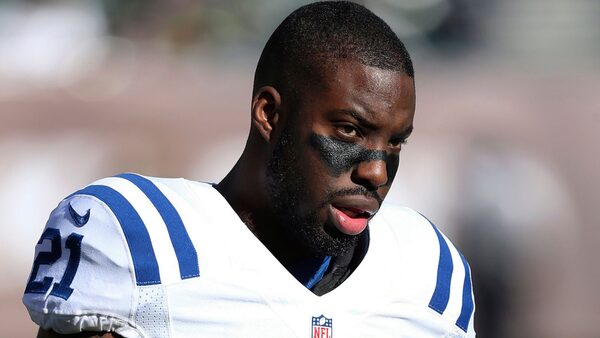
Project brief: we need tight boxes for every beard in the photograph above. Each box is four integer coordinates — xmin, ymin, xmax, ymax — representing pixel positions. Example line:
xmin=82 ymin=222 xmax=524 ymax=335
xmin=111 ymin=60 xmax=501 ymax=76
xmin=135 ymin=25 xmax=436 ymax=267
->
xmin=265 ymin=124 xmax=359 ymax=257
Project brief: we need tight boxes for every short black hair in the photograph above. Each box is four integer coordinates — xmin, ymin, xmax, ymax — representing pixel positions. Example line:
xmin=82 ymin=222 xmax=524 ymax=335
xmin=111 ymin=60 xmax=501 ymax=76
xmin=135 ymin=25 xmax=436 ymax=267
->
xmin=253 ymin=1 xmax=414 ymax=95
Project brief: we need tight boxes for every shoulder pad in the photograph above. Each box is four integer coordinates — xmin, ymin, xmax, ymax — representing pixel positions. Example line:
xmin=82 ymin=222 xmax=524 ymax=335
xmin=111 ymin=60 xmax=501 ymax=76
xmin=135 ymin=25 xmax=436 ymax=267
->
xmin=23 ymin=185 xmax=138 ymax=335
xmin=376 ymin=205 xmax=476 ymax=336
xmin=23 ymin=173 xmax=201 ymax=336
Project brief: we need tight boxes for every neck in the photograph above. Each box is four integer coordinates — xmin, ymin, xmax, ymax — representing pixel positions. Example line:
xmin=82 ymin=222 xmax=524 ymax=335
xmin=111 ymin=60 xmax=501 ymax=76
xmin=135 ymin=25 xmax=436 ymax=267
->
xmin=215 ymin=157 xmax=260 ymax=232
xmin=215 ymin=152 xmax=317 ymax=266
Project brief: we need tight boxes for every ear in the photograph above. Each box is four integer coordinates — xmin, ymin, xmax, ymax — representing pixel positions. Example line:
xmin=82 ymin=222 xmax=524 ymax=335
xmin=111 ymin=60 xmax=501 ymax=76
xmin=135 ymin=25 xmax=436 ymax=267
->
xmin=251 ymin=86 xmax=282 ymax=142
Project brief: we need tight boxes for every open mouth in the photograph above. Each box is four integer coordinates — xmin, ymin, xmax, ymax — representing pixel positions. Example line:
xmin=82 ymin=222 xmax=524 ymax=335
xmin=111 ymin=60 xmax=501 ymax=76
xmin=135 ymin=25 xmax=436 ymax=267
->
xmin=332 ymin=205 xmax=372 ymax=219
xmin=330 ymin=205 xmax=372 ymax=235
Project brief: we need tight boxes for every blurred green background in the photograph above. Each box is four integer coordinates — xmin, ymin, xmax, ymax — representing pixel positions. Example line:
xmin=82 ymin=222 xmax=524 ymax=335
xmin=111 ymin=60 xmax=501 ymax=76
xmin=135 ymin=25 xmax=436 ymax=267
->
xmin=1 ymin=0 xmax=598 ymax=337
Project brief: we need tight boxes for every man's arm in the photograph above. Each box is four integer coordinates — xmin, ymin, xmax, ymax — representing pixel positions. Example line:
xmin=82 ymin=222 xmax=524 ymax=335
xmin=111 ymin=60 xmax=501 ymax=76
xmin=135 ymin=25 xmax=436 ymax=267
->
xmin=24 ymin=184 xmax=140 ymax=337
xmin=37 ymin=328 xmax=119 ymax=338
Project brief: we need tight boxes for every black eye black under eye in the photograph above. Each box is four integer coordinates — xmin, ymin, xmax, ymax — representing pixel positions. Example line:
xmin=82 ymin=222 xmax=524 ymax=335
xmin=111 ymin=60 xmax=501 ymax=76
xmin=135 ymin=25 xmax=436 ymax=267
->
xmin=310 ymin=133 xmax=391 ymax=177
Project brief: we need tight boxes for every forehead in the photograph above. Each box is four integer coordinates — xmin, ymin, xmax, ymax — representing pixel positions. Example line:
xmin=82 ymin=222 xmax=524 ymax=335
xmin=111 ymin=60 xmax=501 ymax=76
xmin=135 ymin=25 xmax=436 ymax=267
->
xmin=299 ymin=60 xmax=415 ymax=126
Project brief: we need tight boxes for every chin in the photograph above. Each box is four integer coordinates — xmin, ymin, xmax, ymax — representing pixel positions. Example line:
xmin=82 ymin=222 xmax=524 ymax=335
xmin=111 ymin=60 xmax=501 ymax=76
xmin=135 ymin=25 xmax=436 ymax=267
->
xmin=302 ymin=219 xmax=359 ymax=257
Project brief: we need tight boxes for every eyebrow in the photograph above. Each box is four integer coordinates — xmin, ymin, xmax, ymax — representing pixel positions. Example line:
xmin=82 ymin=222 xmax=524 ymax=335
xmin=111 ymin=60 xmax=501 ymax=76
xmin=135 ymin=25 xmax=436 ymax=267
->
xmin=334 ymin=109 xmax=378 ymax=129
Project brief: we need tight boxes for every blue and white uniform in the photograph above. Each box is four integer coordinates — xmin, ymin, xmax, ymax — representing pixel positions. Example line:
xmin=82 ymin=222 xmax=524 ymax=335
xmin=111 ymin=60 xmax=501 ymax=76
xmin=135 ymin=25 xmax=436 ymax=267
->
xmin=23 ymin=173 xmax=475 ymax=337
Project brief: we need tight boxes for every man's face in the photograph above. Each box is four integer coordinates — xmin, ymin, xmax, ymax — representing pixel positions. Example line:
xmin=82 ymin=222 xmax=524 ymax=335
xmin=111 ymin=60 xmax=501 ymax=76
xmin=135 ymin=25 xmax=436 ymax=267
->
xmin=266 ymin=60 xmax=415 ymax=257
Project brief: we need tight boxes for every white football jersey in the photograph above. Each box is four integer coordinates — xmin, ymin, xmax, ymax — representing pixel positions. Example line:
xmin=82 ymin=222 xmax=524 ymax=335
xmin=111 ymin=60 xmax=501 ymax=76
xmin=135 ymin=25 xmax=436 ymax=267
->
xmin=23 ymin=173 xmax=475 ymax=338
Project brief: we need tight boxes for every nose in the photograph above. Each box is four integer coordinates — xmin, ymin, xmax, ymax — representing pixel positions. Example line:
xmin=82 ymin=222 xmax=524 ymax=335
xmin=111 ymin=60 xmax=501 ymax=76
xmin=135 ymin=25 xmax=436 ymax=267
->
xmin=351 ymin=159 xmax=388 ymax=190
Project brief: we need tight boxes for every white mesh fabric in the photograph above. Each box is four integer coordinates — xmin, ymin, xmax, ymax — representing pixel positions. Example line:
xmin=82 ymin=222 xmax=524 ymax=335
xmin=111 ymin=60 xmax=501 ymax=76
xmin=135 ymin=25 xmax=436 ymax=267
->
xmin=135 ymin=285 xmax=171 ymax=338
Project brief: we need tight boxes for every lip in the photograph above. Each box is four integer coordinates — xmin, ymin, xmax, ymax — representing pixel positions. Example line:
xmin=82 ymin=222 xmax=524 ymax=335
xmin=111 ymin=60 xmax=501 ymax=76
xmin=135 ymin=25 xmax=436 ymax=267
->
xmin=329 ymin=196 xmax=379 ymax=235
xmin=330 ymin=195 xmax=380 ymax=217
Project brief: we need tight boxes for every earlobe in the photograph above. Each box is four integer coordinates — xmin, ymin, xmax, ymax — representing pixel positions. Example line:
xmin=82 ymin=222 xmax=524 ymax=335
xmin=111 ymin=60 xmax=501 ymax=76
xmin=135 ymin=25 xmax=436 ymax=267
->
xmin=252 ymin=86 xmax=281 ymax=142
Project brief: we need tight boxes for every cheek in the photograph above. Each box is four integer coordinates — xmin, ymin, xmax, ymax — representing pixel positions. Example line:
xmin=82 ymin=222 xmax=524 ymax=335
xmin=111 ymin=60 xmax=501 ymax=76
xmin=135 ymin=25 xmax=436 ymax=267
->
xmin=297 ymin=147 xmax=335 ymax=198
xmin=309 ymin=133 xmax=361 ymax=177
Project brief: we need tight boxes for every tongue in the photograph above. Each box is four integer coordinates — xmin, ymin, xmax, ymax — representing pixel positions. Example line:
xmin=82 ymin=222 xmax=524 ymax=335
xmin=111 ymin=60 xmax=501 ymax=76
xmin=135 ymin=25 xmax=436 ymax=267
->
xmin=333 ymin=207 xmax=368 ymax=235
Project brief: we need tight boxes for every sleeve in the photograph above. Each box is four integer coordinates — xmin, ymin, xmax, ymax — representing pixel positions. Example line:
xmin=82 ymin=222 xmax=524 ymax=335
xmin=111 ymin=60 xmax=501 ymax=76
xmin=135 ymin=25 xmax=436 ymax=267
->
xmin=416 ymin=211 xmax=476 ymax=338
xmin=380 ymin=205 xmax=476 ymax=337
xmin=22 ymin=193 xmax=142 ymax=338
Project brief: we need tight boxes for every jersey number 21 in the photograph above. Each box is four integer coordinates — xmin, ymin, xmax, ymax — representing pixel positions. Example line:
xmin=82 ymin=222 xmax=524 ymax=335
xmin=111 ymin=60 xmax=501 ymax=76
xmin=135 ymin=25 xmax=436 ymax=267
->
xmin=25 ymin=228 xmax=84 ymax=300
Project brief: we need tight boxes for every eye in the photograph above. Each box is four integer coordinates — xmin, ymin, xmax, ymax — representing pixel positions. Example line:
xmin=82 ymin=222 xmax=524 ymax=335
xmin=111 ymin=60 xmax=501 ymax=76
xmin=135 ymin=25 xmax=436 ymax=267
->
xmin=389 ymin=137 xmax=407 ymax=149
xmin=335 ymin=124 xmax=361 ymax=138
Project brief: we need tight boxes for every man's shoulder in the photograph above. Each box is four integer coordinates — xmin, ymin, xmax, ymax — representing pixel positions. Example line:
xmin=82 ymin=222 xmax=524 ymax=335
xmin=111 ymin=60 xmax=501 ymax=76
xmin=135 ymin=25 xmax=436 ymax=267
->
xmin=61 ymin=173 xmax=218 ymax=216
xmin=376 ymin=203 xmax=424 ymax=224
xmin=72 ymin=172 xmax=210 ymax=200
xmin=375 ymin=203 xmax=441 ymax=242
xmin=377 ymin=203 xmax=452 ymax=237
xmin=373 ymin=204 xmax=475 ymax=335
xmin=22 ymin=173 xmax=214 ymax=336
xmin=375 ymin=203 xmax=468 ymax=265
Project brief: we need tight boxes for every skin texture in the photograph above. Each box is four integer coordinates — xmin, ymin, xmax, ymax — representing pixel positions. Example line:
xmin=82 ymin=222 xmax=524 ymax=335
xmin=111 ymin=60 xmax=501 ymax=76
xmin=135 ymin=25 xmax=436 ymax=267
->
xmin=218 ymin=59 xmax=415 ymax=264
xmin=39 ymin=59 xmax=415 ymax=337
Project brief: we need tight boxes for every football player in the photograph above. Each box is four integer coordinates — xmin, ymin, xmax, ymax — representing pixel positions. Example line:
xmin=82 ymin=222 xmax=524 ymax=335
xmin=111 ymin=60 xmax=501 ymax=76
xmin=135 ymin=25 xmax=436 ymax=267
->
xmin=25 ymin=2 xmax=475 ymax=337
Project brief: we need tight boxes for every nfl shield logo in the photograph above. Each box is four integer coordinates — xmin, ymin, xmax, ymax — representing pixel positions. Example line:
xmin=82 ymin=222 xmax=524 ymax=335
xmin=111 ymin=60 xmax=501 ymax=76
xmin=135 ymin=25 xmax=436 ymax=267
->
xmin=311 ymin=315 xmax=332 ymax=338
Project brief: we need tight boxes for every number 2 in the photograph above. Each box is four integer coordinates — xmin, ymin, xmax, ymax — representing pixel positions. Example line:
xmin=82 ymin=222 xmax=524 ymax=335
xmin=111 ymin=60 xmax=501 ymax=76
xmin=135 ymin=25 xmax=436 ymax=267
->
xmin=25 ymin=228 xmax=84 ymax=300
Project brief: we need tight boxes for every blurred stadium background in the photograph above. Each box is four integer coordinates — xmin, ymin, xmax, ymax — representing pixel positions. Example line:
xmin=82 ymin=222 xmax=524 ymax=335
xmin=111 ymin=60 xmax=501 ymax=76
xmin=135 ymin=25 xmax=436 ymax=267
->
xmin=1 ymin=0 xmax=598 ymax=337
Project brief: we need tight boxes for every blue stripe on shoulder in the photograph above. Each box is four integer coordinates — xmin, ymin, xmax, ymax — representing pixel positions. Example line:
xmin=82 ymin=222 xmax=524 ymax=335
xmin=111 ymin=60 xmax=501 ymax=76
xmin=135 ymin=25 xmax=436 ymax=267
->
xmin=425 ymin=217 xmax=454 ymax=315
xmin=70 ymin=185 xmax=161 ymax=285
xmin=116 ymin=173 xmax=200 ymax=280
xmin=455 ymin=253 xmax=474 ymax=332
